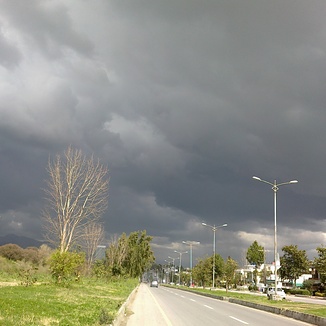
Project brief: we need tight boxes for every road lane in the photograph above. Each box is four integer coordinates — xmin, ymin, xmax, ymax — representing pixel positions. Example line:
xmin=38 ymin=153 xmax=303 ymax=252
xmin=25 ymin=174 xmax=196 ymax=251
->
xmin=124 ymin=284 xmax=313 ymax=325
xmin=123 ymin=283 xmax=173 ymax=326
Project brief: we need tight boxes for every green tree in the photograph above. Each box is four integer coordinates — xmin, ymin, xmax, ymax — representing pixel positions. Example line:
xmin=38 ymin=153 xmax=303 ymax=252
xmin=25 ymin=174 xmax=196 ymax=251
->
xmin=192 ymin=254 xmax=224 ymax=287
xmin=246 ymin=241 xmax=264 ymax=284
xmin=124 ymin=230 xmax=155 ymax=278
xmin=246 ymin=241 xmax=264 ymax=267
xmin=192 ymin=256 xmax=212 ymax=287
xmin=49 ymin=250 xmax=85 ymax=284
xmin=105 ymin=233 xmax=128 ymax=276
xmin=224 ymin=256 xmax=238 ymax=292
xmin=314 ymin=246 xmax=326 ymax=283
xmin=279 ymin=245 xmax=309 ymax=287
xmin=212 ymin=253 xmax=225 ymax=284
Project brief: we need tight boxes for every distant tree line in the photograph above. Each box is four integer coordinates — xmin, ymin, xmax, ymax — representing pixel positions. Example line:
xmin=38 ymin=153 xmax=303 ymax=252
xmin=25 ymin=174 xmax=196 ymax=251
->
xmin=0 ymin=243 xmax=51 ymax=265
xmin=246 ymin=240 xmax=326 ymax=289
xmin=0 ymin=229 xmax=155 ymax=285
xmin=164 ymin=240 xmax=326 ymax=292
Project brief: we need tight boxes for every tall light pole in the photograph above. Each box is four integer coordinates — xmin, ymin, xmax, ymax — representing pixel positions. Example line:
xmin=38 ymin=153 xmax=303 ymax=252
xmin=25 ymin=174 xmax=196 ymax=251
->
xmin=168 ymin=256 xmax=179 ymax=283
xmin=182 ymin=240 xmax=200 ymax=286
xmin=253 ymin=176 xmax=298 ymax=295
xmin=201 ymin=223 xmax=227 ymax=288
xmin=164 ymin=259 xmax=172 ymax=284
xmin=174 ymin=250 xmax=188 ymax=285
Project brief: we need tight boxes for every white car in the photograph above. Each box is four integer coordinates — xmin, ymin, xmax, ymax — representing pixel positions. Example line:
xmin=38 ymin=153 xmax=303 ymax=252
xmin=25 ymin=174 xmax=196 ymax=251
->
xmin=266 ymin=287 xmax=286 ymax=299
xmin=150 ymin=280 xmax=158 ymax=288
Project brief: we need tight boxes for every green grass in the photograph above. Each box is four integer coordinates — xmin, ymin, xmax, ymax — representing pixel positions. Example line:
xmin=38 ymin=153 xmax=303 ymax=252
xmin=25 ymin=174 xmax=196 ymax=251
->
xmin=175 ymin=287 xmax=326 ymax=318
xmin=0 ymin=278 xmax=139 ymax=326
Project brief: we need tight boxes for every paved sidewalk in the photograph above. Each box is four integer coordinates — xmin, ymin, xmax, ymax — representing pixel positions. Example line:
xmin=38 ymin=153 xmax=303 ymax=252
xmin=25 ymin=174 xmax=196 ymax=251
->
xmin=120 ymin=283 xmax=172 ymax=326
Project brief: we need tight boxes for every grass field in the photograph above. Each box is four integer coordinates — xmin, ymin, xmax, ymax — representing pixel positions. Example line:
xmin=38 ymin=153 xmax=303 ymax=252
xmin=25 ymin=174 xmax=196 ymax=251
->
xmin=0 ymin=278 xmax=139 ymax=326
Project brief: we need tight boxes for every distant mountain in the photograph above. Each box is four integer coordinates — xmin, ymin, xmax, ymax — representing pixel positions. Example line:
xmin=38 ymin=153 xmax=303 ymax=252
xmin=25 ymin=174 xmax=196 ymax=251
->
xmin=0 ymin=234 xmax=45 ymax=248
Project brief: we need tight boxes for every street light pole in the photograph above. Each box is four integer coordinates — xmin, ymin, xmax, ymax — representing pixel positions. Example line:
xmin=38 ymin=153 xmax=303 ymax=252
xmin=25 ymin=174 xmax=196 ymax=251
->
xmin=253 ymin=176 xmax=298 ymax=296
xmin=202 ymin=223 xmax=227 ymax=288
xmin=182 ymin=240 xmax=200 ymax=286
xmin=174 ymin=250 xmax=188 ymax=285
xmin=164 ymin=259 xmax=172 ymax=284
xmin=168 ymin=256 xmax=179 ymax=283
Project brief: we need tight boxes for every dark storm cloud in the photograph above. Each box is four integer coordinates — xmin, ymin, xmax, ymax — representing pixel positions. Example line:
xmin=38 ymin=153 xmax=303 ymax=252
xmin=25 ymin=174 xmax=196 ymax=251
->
xmin=0 ymin=0 xmax=325 ymax=264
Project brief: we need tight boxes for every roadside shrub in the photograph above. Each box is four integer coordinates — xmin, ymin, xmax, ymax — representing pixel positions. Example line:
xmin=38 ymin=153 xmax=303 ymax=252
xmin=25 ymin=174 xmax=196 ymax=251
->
xmin=16 ymin=260 xmax=38 ymax=286
xmin=289 ymin=288 xmax=310 ymax=295
xmin=248 ymin=284 xmax=258 ymax=291
xmin=315 ymin=292 xmax=326 ymax=297
xmin=99 ymin=308 xmax=114 ymax=325
xmin=301 ymin=279 xmax=315 ymax=294
xmin=49 ymin=250 xmax=85 ymax=284
xmin=93 ymin=260 xmax=108 ymax=279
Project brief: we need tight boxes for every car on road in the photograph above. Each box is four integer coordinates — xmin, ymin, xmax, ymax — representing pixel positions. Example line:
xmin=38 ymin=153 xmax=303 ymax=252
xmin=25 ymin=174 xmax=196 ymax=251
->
xmin=150 ymin=280 xmax=158 ymax=288
xmin=266 ymin=287 xmax=286 ymax=299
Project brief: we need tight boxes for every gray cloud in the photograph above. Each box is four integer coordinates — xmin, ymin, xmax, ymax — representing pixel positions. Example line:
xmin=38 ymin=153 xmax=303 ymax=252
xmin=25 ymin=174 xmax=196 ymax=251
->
xmin=0 ymin=0 xmax=325 ymax=267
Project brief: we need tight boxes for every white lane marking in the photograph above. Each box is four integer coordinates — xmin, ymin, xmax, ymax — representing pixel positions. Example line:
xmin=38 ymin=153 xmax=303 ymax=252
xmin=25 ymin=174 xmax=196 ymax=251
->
xmin=190 ymin=299 xmax=196 ymax=302
xmin=147 ymin=287 xmax=173 ymax=326
xmin=180 ymin=295 xmax=185 ymax=298
xmin=204 ymin=304 xmax=214 ymax=310
xmin=229 ymin=316 xmax=249 ymax=324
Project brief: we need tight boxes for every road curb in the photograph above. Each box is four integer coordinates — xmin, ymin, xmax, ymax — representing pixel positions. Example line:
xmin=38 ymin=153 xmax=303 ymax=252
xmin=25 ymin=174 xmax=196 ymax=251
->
xmin=230 ymin=298 xmax=326 ymax=326
xmin=112 ymin=284 xmax=139 ymax=326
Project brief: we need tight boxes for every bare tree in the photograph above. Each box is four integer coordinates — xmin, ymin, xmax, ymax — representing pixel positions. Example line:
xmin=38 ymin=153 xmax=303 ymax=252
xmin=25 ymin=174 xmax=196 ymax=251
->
xmin=83 ymin=222 xmax=104 ymax=270
xmin=43 ymin=146 xmax=109 ymax=253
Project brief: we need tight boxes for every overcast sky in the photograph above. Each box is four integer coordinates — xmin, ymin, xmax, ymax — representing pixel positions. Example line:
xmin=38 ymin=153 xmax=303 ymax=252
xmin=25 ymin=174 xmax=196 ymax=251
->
xmin=1 ymin=0 xmax=326 ymax=267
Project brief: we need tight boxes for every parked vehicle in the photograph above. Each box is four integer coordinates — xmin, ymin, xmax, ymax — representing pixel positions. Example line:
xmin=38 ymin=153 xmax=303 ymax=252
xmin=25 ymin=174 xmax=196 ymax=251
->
xmin=266 ymin=287 xmax=286 ymax=299
xmin=150 ymin=280 xmax=158 ymax=288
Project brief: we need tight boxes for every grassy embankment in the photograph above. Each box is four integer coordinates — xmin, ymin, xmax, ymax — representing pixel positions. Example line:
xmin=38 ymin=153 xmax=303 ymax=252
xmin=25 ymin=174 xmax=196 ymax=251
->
xmin=0 ymin=277 xmax=138 ymax=326
xmin=177 ymin=286 xmax=326 ymax=318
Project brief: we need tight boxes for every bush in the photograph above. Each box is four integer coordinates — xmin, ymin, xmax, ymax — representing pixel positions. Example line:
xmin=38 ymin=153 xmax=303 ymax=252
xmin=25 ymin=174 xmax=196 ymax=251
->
xmin=315 ymin=292 xmax=326 ymax=297
xmin=248 ymin=284 xmax=258 ymax=291
xmin=99 ymin=308 xmax=114 ymax=325
xmin=49 ymin=250 xmax=85 ymax=284
xmin=289 ymin=288 xmax=310 ymax=296
xmin=16 ymin=260 xmax=38 ymax=286
xmin=92 ymin=260 xmax=108 ymax=279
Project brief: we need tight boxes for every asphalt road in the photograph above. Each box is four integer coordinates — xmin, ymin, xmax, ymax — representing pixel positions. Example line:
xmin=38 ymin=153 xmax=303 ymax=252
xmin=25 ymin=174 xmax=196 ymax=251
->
xmin=123 ymin=283 xmax=313 ymax=326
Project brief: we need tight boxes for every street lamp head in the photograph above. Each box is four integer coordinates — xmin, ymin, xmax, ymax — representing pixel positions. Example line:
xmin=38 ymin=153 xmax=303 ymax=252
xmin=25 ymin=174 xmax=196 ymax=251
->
xmin=289 ymin=180 xmax=298 ymax=184
xmin=222 ymin=224 xmax=227 ymax=227
xmin=252 ymin=176 xmax=261 ymax=181
xmin=174 ymin=250 xmax=187 ymax=254
xmin=201 ymin=222 xmax=207 ymax=226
